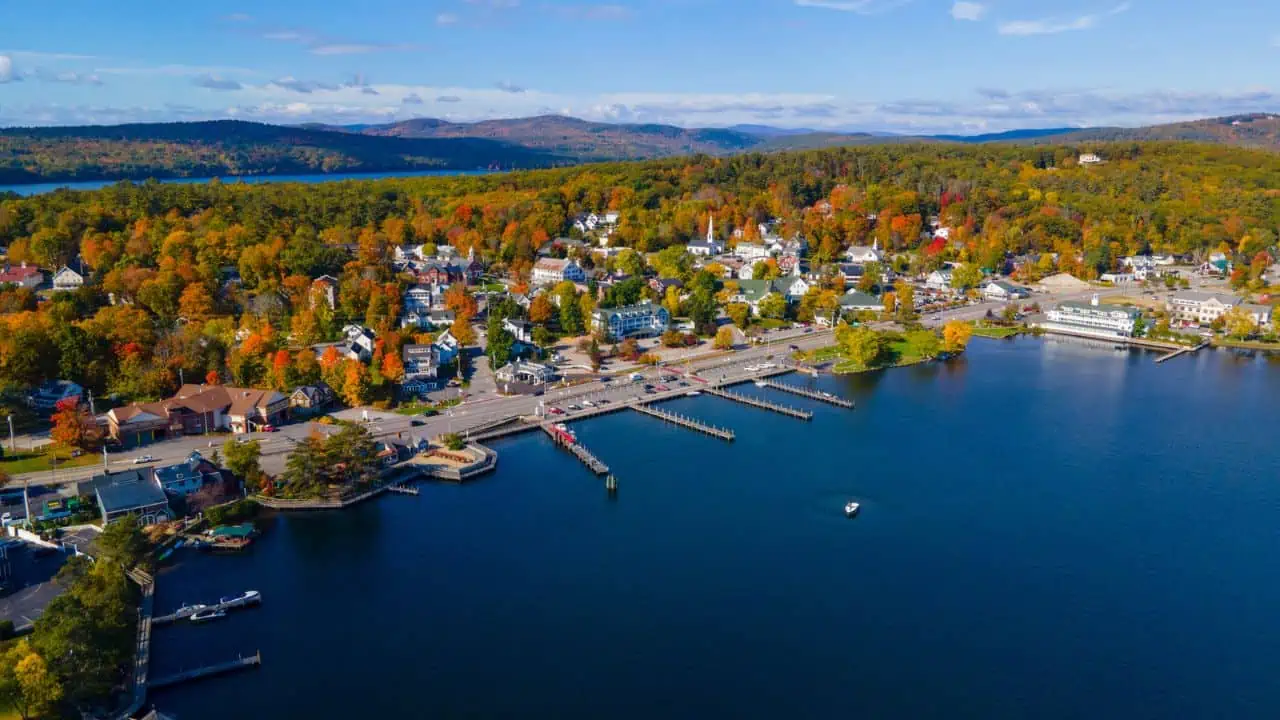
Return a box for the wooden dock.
[541,424,610,476]
[1155,341,1209,364]
[705,388,812,420]
[760,381,854,408]
[148,651,262,690]
[631,404,735,442]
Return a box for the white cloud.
[0,55,13,83]
[224,13,253,22]
[793,0,909,13]
[998,2,1130,36]
[950,2,986,21]
[436,13,460,25]
[193,74,243,91]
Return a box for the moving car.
[132,455,155,464]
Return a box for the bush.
[205,499,260,526]
[442,433,466,451]
[0,619,14,640]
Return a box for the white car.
[132,455,155,464]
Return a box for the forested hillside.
[0,141,1276,409]
[0,120,563,184]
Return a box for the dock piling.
[705,388,812,420]
[759,381,854,408]
[631,404,735,442]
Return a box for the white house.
[1079,153,1103,165]
[1100,272,1136,284]
[532,258,584,286]
[926,270,954,292]
[981,280,1029,302]
[844,242,882,265]
[434,329,461,365]
[51,266,84,292]
[342,325,378,359]
[1044,295,1139,339]
[735,242,773,262]
[503,318,534,343]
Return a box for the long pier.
[148,651,262,690]
[387,483,420,495]
[631,404,735,442]
[153,591,262,627]
[760,381,854,408]
[1155,341,1209,364]
[542,424,609,475]
[705,388,812,420]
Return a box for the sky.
[1,0,1278,134]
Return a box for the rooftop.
[96,476,168,514]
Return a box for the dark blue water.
[150,338,1280,719]
[0,169,492,197]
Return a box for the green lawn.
[805,345,843,363]
[1212,337,1280,351]
[755,318,791,330]
[0,447,101,476]
[971,324,1023,339]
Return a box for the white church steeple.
[707,215,715,243]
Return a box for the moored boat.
[190,608,227,623]
[845,501,861,517]
[173,603,209,619]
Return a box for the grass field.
[0,447,100,475]
[971,325,1023,339]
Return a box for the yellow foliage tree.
[942,320,973,353]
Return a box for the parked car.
[132,455,155,464]
[260,425,277,433]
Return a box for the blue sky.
[1,0,1278,133]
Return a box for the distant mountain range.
[2,113,1279,186]
[0,120,563,185]
[303,115,762,161]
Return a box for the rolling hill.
[351,115,765,161]
[0,120,564,185]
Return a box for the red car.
[548,407,565,416]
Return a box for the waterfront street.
[5,327,836,489]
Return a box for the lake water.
[0,169,492,197]
[149,338,1280,719]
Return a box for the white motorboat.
[754,380,767,388]
[686,391,702,397]
[190,608,227,623]
[173,603,209,619]
[845,501,861,517]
